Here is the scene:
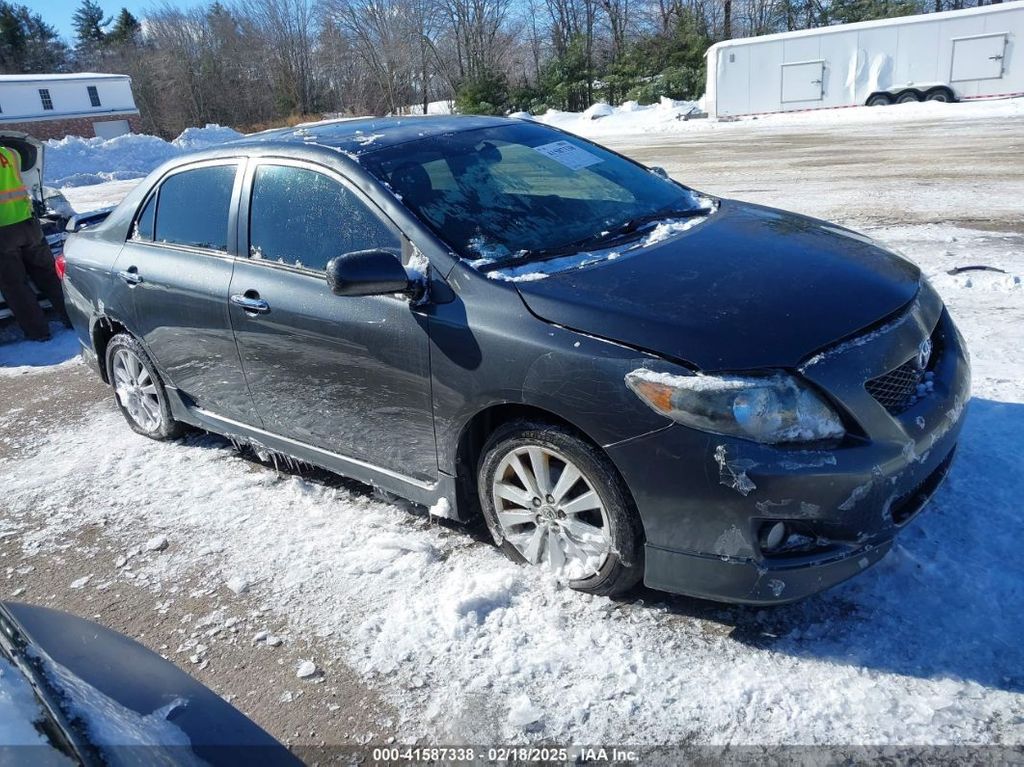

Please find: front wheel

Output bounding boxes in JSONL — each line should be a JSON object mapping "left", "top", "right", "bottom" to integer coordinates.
{"left": 478, "top": 421, "right": 643, "bottom": 597}
{"left": 106, "top": 333, "right": 184, "bottom": 440}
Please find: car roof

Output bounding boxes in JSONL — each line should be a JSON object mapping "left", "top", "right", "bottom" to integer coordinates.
{"left": 226, "top": 115, "right": 517, "bottom": 157}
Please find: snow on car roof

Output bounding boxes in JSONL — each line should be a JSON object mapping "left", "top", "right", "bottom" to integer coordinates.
{"left": 228, "top": 115, "right": 513, "bottom": 156}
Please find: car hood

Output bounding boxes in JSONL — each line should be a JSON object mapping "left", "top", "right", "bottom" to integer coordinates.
{"left": 1, "top": 601, "right": 299, "bottom": 765}
{"left": 513, "top": 200, "right": 920, "bottom": 371}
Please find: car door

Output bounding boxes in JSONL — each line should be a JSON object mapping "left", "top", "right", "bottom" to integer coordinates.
{"left": 228, "top": 159, "right": 436, "bottom": 482}
{"left": 114, "top": 159, "right": 261, "bottom": 425}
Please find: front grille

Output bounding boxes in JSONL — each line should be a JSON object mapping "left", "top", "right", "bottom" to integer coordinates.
{"left": 865, "top": 358, "right": 924, "bottom": 415}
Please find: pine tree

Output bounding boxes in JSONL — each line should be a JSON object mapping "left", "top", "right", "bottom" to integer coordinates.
{"left": 108, "top": 7, "right": 140, "bottom": 46}
{"left": 0, "top": 1, "right": 69, "bottom": 73}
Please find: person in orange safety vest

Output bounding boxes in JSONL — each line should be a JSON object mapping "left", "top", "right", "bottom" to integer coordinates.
{"left": 0, "top": 144, "right": 69, "bottom": 341}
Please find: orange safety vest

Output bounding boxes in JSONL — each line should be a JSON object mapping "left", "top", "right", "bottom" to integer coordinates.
{"left": 0, "top": 146, "right": 33, "bottom": 227}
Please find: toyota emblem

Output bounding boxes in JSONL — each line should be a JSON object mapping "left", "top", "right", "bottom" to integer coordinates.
{"left": 916, "top": 338, "right": 933, "bottom": 370}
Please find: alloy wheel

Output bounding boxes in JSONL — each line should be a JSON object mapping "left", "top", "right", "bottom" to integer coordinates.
{"left": 491, "top": 445, "right": 612, "bottom": 579}
{"left": 112, "top": 348, "right": 162, "bottom": 432}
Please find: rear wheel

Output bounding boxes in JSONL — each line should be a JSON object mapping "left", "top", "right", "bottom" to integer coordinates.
{"left": 924, "top": 86, "right": 955, "bottom": 103}
{"left": 896, "top": 89, "right": 922, "bottom": 104}
{"left": 478, "top": 420, "right": 643, "bottom": 597}
{"left": 106, "top": 333, "right": 183, "bottom": 440}
{"left": 866, "top": 93, "right": 893, "bottom": 107}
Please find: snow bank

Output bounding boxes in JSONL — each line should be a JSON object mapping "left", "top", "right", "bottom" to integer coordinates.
{"left": 404, "top": 100, "right": 455, "bottom": 116}
{"left": 45, "top": 124, "right": 243, "bottom": 188}
{"left": 535, "top": 97, "right": 701, "bottom": 138}
{"left": 535, "top": 95, "right": 1024, "bottom": 140}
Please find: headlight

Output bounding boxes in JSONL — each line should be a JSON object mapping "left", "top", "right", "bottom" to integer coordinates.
{"left": 625, "top": 369, "right": 845, "bottom": 444}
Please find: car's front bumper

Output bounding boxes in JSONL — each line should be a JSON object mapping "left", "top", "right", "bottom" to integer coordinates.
{"left": 607, "top": 286, "right": 970, "bottom": 604}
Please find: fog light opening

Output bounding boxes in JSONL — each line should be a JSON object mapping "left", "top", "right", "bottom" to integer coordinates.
{"left": 760, "top": 522, "right": 788, "bottom": 552}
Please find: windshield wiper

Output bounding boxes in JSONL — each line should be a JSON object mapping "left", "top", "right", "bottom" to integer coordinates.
{"left": 478, "top": 205, "right": 714, "bottom": 273}
{"left": 612, "top": 205, "right": 713, "bottom": 236}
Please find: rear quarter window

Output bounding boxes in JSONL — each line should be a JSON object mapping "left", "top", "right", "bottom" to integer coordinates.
{"left": 132, "top": 193, "right": 156, "bottom": 240}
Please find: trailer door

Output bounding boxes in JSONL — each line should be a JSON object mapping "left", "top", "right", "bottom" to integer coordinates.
{"left": 781, "top": 60, "right": 825, "bottom": 103}
{"left": 950, "top": 33, "right": 1007, "bottom": 82}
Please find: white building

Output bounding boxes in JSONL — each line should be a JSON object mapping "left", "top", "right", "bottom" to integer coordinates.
{"left": 0, "top": 73, "right": 141, "bottom": 140}
{"left": 705, "top": 1, "right": 1024, "bottom": 118}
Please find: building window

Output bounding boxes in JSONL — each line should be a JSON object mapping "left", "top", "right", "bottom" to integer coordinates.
{"left": 87, "top": 85, "right": 101, "bottom": 107}
{"left": 39, "top": 89, "right": 53, "bottom": 110}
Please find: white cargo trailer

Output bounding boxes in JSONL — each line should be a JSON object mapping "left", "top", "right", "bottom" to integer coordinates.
{"left": 705, "top": 1, "right": 1024, "bottom": 118}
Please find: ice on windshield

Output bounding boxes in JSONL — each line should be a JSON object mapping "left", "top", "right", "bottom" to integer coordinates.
{"left": 484, "top": 204, "right": 715, "bottom": 282}
{"left": 363, "top": 122, "right": 713, "bottom": 270}
{"left": 1, "top": 657, "right": 66, "bottom": 755}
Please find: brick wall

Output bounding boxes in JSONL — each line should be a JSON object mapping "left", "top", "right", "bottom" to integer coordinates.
{"left": 0, "top": 112, "right": 142, "bottom": 140}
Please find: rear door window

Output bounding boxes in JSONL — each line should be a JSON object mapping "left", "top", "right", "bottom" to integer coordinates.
{"left": 248, "top": 164, "right": 400, "bottom": 273}
{"left": 153, "top": 165, "right": 237, "bottom": 251}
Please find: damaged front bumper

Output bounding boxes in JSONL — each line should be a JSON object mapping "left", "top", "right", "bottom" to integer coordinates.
{"left": 607, "top": 290, "right": 970, "bottom": 604}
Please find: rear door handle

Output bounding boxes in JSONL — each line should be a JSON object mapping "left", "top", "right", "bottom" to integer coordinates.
{"left": 118, "top": 267, "right": 142, "bottom": 286}
{"left": 230, "top": 293, "right": 270, "bottom": 314}
{"left": 989, "top": 55, "right": 1004, "bottom": 61}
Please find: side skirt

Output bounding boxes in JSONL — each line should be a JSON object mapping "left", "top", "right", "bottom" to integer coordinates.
{"left": 164, "top": 387, "right": 462, "bottom": 521}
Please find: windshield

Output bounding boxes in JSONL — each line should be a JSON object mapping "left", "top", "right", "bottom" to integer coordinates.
{"left": 361, "top": 122, "right": 707, "bottom": 265}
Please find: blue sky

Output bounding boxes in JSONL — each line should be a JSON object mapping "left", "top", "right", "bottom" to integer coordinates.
{"left": 27, "top": 0, "right": 209, "bottom": 41}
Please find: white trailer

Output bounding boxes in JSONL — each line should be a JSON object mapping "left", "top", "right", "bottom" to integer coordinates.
{"left": 705, "top": 1, "right": 1024, "bottom": 118}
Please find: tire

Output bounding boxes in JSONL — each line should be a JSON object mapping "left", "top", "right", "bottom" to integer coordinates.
{"left": 896, "top": 90, "right": 922, "bottom": 104}
{"left": 478, "top": 420, "right": 643, "bottom": 597}
{"left": 865, "top": 93, "right": 893, "bottom": 107}
{"left": 924, "top": 87, "right": 954, "bottom": 103}
{"left": 105, "top": 333, "right": 184, "bottom": 440}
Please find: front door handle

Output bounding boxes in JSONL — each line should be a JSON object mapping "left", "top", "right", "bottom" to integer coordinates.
{"left": 230, "top": 293, "right": 270, "bottom": 314}
{"left": 989, "top": 54, "right": 1004, "bottom": 61}
{"left": 118, "top": 267, "right": 142, "bottom": 286}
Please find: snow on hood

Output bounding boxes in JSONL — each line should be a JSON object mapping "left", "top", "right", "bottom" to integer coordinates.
{"left": 44, "top": 124, "right": 243, "bottom": 188}
{"left": 31, "top": 647, "right": 201, "bottom": 764}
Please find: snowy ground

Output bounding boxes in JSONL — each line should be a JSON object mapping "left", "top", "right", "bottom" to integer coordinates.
{"left": 4, "top": 101, "right": 1024, "bottom": 748}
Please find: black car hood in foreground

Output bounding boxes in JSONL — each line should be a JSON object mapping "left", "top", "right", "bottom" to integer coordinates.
{"left": 1, "top": 602, "right": 298, "bottom": 765}
{"left": 514, "top": 201, "right": 920, "bottom": 371}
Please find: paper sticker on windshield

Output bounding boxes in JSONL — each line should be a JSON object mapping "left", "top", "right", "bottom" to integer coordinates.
{"left": 533, "top": 140, "right": 603, "bottom": 171}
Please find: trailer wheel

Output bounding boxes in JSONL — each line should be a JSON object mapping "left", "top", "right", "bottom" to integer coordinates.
{"left": 866, "top": 93, "right": 893, "bottom": 107}
{"left": 924, "top": 86, "right": 955, "bottom": 103}
{"left": 896, "top": 90, "right": 922, "bottom": 104}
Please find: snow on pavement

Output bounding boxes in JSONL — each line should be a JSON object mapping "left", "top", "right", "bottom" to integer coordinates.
{"left": 1, "top": 221, "right": 1023, "bottom": 745}
{"left": 0, "top": 327, "right": 80, "bottom": 376}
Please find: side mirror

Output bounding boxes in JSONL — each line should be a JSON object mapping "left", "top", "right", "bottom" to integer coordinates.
{"left": 650, "top": 166, "right": 669, "bottom": 179}
{"left": 325, "top": 249, "right": 415, "bottom": 297}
